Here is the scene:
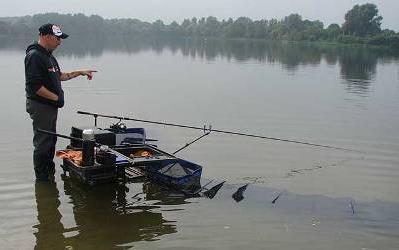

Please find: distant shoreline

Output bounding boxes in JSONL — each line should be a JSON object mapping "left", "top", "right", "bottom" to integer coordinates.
{"left": 1, "top": 6, "right": 398, "bottom": 50}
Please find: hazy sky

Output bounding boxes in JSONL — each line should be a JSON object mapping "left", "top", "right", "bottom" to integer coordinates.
{"left": 1, "top": 0, "right": 398, "bottom": 30}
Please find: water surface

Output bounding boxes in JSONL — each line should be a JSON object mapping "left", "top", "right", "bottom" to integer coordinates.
{"left": 0, "top": 39, "right": 398, "bottom": 249}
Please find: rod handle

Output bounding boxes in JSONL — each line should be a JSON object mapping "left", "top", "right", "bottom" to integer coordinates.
{"left": 77, "top": 110, "right": 95, "bottom": 115}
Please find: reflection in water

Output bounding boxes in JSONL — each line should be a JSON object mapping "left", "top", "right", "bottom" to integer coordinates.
{"left": 339, "top": 48, "right": 377, "bottom": 95}
{"left": 203, "top": 181, "right": 225, "bottom": 199}
{"left": 33, "top": 177, "right": 185, "bottom": 250}
{"left": 4, "top": 37, "right": 399, "bottom": 96}
{"left": 26, "top": 170, "right": 399, "bottom": 250}
{"left": 232, "top": 184, "right": 249, "bottom": 202}
{"left": 30, "top": 174, "right": 399, "bottom": 250}
{"left": 33, "top": 182, "right": 65, "bottom": 250}
{"left": 62, "top": 38, "right": 399, "bottom": 95}
{"left": 142, "top": 181, "right": 191, "bottom": 206}
{"left": 339, "top": 50, "right": 376, "bottom": 82}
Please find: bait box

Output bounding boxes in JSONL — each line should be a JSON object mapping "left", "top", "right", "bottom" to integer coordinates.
{"left": 115, "top": 145, "right": 202, "bottom": 190}
{"left": 143, "top": 159, "right": 202, "bottom": 192}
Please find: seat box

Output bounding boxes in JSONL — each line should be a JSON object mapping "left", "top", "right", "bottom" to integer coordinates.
{"left": 61, "top": 155, "right": 125, "bottom": 185}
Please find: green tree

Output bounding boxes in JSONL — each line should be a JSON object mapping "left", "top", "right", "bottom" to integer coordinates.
{"left": 204, "top": 16, "right": 220, "bottom": 36}
{"left": 253, "top": 20, "right": 268, "bottom": 39}
{"left": 168, "top": 21, "right": 182, "bottom": 36}
{"left": 152, "top": 20, "right": 166, "bottom": 35}
{"left": 326, "top": 24, "right": 342, "bottom": 40}
{"left": 283, "top": 14, "right": 305, "bottom": 32}
{"left": 342, "top": 3, "right": 382, "bottom": 36}
{"left": 227, "top": 17, "right": 254, "bottom": 38}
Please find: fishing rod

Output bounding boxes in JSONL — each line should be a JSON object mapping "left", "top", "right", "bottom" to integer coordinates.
{"left": 77, "top": 110, "right": 356, "bottom": 152}
{"left": 173, "top": 131, "right": 211, "bottom": 154}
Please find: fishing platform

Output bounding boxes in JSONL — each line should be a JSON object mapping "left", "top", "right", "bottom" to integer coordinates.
{"left": 53, "top": 115, "right": 203, "bottom": 193}
{"left": 44, "top": 110, "right": 352, "bottom": 195}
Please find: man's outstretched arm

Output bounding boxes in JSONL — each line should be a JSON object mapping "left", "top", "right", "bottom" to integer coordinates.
{"left": 60, "top": 70, "right": 97, "bottom": 81}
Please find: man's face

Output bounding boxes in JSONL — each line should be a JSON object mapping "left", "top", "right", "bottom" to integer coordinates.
{"left": 44, "top": 34, "right": 61, "bottom": 50}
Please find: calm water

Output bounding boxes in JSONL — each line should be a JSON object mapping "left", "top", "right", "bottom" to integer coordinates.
{"left": 1, "top": 39, "right": 398, "bottom": 249}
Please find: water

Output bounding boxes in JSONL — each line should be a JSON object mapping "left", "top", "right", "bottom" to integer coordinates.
{"left": 1, "top": 39, "right": 398, "bottom": 249}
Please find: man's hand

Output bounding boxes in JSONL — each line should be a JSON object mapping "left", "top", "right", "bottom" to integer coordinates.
{"left": 36, "top": 86, "right": 58, "bottom": 101}
{"left": 80, "top": 70, "right": 97, "bottom": 80}
{"left": 60, "top": 70, "right": 98, "bottom": 81}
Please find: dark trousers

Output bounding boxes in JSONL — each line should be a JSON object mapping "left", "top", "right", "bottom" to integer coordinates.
{"left": 26, "top": 99, "right": 58, "bottom": 180}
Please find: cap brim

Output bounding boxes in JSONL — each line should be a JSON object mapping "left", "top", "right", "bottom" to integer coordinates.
{"left": 59, "top": 33, "right": 69, "bottom": 39}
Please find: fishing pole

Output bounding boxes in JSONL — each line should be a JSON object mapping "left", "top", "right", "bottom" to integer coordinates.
{"left": 36, "top": 128, "right": 84, "bottom": 142}
{"left": 77, "top": 110, "right": 357, "bottom": 152}
{"left": 173, "top": 131, "right": 211, "bottom": 154}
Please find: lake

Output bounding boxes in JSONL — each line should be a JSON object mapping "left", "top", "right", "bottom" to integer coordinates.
{"left": 0, "top": 39, "right": 398, "bottom": 249}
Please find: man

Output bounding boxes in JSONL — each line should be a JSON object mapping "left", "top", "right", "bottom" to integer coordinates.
{"left": 25, "top": 23, "right": 97, "bottom": 181}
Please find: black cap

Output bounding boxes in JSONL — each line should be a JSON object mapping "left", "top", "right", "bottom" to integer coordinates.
{"left": 39, "top": 23, "right": 69, "bottom": 39}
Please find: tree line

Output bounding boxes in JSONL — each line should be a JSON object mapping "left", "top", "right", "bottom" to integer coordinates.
{"left": 0, "top": 3, "right": 398, "bottom": 49}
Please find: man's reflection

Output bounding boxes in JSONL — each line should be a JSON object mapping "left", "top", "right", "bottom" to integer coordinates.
{"left": 33, "top": 181, "right": 65, "bottom": 250}
{"left": 33, "top": 176, "right": 186, "bottom": 249}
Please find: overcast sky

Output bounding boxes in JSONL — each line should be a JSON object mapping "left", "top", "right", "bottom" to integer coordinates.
{"left": 1, "top": 0, "right": 398, "bottom": 30}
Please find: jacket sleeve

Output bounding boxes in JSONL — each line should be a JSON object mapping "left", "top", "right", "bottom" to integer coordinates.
{"left": 25, "top": 51, "right": 47, "bottom": 93}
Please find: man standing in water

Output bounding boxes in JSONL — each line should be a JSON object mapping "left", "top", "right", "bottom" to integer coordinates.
{"left": 25, "top": 23, "right": 97, "bottom": 181}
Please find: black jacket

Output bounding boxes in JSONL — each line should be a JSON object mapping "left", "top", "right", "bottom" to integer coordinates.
{"left": 25, "top": 42, "right": 64, "bottom": 108}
